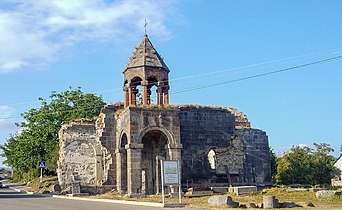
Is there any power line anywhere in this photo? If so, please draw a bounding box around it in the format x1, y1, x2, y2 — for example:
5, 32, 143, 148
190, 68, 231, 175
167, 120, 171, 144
171, 54, 342, 95
2, 48, 342, 108
0, 54, 342, 121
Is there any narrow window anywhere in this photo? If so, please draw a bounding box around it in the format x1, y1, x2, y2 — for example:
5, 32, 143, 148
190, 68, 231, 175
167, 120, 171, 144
208, 149, 216, 169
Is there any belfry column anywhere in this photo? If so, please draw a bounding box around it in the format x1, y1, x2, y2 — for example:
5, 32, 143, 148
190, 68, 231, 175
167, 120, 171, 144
128, 87, 133, 106
142, 81, 148, 105
157, 83, 163, 106
123, 87, 129, 108
131, 87, 137, 106
126, 143, 144, 196
164, 86, 169, 105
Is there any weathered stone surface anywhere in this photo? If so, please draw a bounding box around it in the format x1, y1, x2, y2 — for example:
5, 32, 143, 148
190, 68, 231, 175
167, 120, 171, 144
286, 187, 308, 192
306, 202, 315, 207
208, 195, 230, 206
239, 203, 247, 208
227, 196, 239, 208
279, 202, 301, 208
247, 203, 259, 208
309, 187, 324, 192
263, 195, 278, 208
50, 184, 61, 193
58, 119, 111, 191
229, 186, 257, 196
210, 187, 228, 193
316, 190, 336, 198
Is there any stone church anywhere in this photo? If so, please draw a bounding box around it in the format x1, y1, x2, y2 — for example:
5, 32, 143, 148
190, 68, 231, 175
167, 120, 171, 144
58, 34, 271, 196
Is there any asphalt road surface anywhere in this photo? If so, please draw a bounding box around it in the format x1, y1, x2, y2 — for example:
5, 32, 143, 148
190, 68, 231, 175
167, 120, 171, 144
0, 185, 192, 210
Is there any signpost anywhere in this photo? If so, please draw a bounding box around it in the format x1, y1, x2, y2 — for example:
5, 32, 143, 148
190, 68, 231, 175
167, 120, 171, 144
160, 160, 182, 206
38, 161, 46, 182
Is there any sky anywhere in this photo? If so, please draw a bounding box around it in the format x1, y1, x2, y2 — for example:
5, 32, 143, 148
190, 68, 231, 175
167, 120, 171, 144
1, 0, 342, 167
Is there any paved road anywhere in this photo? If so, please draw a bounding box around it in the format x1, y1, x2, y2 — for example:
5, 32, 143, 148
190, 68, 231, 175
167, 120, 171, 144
0, 184, 192, 210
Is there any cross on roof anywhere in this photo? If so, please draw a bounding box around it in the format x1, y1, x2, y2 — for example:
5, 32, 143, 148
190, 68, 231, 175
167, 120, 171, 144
144, 19, 148, 35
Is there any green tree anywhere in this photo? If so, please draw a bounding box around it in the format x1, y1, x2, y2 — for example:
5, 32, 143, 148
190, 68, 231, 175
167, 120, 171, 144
311, 143, 336, 185
269, 148, 278, 181
275, 145, 313, 185
275, 143, 337, 186
0, 87, 105, 181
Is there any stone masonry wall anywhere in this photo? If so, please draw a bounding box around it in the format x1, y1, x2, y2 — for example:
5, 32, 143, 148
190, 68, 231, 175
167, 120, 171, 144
179, 107, 236, 184
96, 103, 123, 186
58, 120, 103, 189
237, 128, 271, 184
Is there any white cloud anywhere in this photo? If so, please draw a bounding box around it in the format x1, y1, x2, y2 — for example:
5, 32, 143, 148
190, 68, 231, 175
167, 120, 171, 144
298, 144, 308, 148
0, 0, 178, 73
0, 106, 18, 131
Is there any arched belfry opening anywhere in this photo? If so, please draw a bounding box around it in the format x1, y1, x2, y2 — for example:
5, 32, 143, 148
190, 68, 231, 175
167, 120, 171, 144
123, 34, 170, 107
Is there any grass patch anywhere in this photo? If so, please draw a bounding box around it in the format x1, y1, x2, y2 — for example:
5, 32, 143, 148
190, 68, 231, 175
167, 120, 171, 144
92, 188, 342, 209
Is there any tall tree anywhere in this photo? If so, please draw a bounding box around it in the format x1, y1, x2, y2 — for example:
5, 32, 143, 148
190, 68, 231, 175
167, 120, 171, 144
275, 143, 336, 185
311, 143, 336, 185
269, 148, 278, 181
275, 146, 313, 185
0, 87, 105, 181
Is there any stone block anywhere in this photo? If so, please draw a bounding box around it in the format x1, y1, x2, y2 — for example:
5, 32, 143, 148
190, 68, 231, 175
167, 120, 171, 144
316, 190, 336, 199
210, 187, 228, 193
71, 182, 81, 195
208, 195, 231, 206
229, 186, 257, 196
263, 195, 278, 208
247, 203, 259, 208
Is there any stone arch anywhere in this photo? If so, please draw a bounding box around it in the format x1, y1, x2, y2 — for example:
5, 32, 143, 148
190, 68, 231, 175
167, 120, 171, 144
117, 129, 129, 149
138, 126, 176, 146
138, 126, 180, 195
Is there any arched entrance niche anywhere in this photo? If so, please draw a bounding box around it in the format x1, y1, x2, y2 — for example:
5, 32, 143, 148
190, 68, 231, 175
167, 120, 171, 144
116, 133, 128, 194
141, 130, 169, 195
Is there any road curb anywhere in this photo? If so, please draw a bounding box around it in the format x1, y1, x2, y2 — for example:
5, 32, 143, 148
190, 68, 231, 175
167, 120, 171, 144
7, 184, 181, 208
52, 195, 164, 207
9, 187, 26, 193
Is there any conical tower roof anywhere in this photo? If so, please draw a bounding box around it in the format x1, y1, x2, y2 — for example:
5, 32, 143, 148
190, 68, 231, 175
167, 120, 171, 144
123, 34, 169, 72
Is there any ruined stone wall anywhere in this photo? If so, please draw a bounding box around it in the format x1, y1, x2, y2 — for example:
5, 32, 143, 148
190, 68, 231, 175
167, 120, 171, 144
58, 120, 103, 189
96, 104, 123, 186
237, 128, 271, 184
179, 107, 236, 184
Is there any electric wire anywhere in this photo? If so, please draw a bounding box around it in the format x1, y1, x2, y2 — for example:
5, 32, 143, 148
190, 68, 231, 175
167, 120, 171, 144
2, 48, 342, 108
1, 53, 342, 121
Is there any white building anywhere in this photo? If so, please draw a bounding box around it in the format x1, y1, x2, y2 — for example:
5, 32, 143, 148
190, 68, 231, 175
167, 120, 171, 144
332, 155, 342, 186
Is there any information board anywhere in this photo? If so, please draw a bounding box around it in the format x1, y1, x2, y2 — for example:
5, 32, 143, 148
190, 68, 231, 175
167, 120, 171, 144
162, 160, 180, 186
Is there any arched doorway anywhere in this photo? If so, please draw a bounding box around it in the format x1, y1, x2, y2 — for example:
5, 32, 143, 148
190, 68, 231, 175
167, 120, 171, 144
141, 130, 168, 194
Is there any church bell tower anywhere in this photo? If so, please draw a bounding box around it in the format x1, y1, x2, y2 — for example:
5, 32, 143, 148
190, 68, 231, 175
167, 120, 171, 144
123, 34, 170, 108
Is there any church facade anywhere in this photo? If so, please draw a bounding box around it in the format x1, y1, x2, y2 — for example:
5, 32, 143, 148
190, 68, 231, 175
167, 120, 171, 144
58, 35, 271, 196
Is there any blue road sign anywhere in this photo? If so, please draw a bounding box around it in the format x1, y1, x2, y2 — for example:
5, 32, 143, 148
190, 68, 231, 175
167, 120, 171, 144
38, 161, 46, 169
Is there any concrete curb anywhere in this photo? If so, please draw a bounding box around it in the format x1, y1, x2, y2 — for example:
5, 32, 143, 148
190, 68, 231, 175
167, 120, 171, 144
9, 187, 26, 193
8, 186, 52, 197
8, 184, 182, 208
52, 195, 164, 207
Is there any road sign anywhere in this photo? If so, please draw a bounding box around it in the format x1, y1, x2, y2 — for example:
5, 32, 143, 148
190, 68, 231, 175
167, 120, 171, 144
38, 161, 46, 169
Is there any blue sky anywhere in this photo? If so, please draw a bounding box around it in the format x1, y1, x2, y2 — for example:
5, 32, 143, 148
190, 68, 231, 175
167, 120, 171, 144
1, 0, 342, 166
